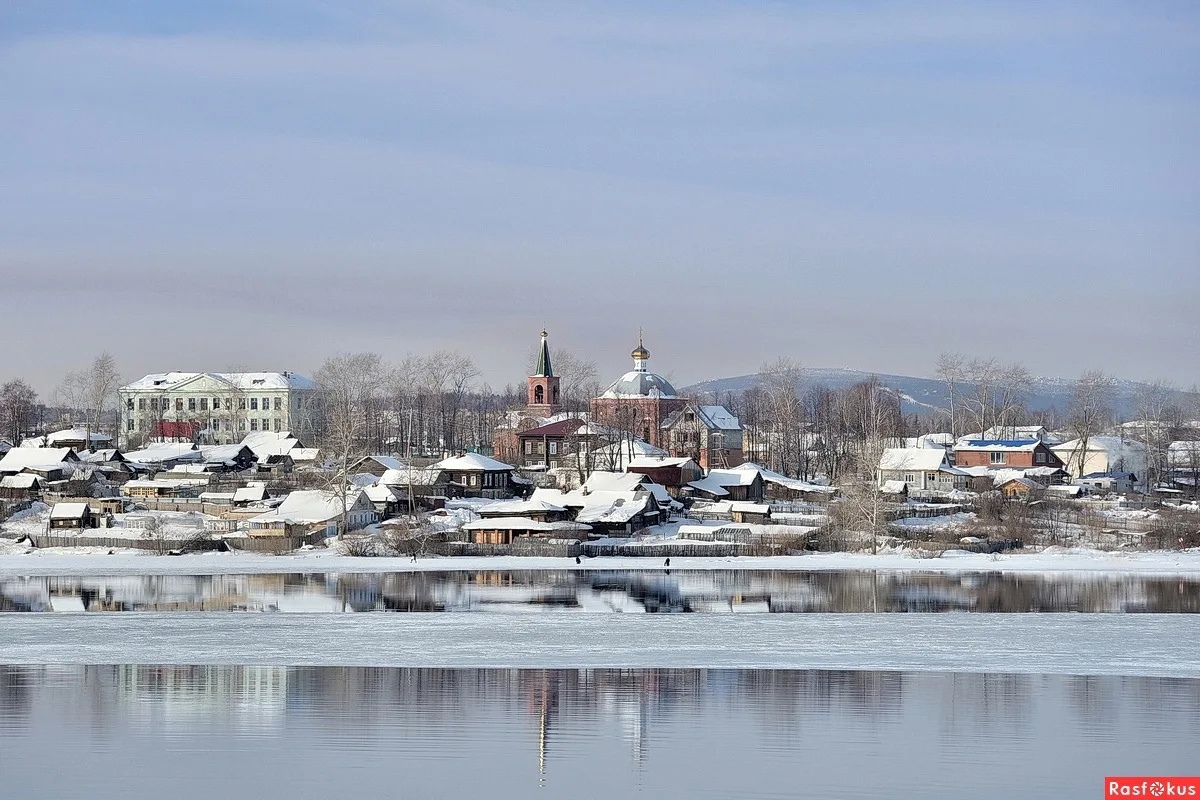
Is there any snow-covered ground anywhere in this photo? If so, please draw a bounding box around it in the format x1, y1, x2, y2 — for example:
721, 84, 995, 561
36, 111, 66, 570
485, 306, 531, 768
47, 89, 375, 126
1, 612, 1195, 677
0, 546, 1199, 577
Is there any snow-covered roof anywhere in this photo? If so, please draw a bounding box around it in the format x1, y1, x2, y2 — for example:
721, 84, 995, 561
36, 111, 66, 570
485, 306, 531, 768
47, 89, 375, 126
0, 447, 78, 473
125, 478, 195, 489
955, 439, 1042, 452
600, 370, 678, 399
997, 476, 1040, 490
626, 456, 696, 470
729, 462, 837, 494
730, 502, 770, 514
362, 483, 402, 502
20, 429, 112, 448
123, 443, 203, 465
240, 431, 303, 459
574, 493, 652, 524
477, 498, 566, 516
251, 489, 367, 524
234, 486, 269, 503
434, 453, 515, 472
50, 502, 91, 519
583, 471, 652, 493
1052, 436, 1148, 454
379, 466, 443, 487
123, 371, 316, 391
353, 455, 406, 472
0, 474, 42, 489
462, 517, 591, 532
879, 448, 953, 472
662, 404, 741, 431
198, 444, 253, 464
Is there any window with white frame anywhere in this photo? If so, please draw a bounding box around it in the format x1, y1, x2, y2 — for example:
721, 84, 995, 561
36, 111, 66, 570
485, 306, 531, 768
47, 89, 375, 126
990, 452, 1005, 464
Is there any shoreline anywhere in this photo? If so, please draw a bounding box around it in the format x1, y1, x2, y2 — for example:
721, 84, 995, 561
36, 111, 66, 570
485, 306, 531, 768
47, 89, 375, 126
1, 546, 1199, 577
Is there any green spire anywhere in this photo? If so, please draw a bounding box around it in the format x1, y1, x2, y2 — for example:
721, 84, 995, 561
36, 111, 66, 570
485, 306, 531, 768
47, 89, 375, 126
534, 330, 554, 377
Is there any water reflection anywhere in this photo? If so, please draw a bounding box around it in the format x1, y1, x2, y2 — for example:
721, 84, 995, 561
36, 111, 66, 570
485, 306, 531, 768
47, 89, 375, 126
1, 665, 1196, 799
2, 569, 1198, 613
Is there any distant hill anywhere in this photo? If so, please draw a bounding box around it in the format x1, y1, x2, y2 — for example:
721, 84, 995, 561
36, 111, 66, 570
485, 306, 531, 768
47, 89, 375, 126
683, 367, 1197, 419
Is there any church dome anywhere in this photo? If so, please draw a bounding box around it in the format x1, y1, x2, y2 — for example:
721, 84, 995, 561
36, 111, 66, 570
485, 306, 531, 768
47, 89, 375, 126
631, 343, 650, 360
601, 370, 678, 399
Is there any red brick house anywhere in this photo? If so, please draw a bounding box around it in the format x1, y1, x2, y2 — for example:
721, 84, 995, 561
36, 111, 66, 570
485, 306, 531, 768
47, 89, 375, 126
953, 440, 1064, 470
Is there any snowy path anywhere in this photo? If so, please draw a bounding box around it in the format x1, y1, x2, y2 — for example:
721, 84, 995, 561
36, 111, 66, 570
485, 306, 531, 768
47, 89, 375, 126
2, 548, 1200, 577
1, 613, 1196, 677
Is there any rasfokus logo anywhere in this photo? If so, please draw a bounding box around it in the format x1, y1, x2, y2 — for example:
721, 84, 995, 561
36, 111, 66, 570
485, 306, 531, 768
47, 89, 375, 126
1106, 777, 1200, 798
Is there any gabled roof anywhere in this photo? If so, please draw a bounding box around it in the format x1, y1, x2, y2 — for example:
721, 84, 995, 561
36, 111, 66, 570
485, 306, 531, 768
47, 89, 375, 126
434, 453, 515, 472
729, 462, 836, 494
123, 371, 316, 392
21, 429, 113, 448
123, 443, 203, 465
477, 498, 567, 516
352, 455, 406, 472
380, 466, 444, 487
0, 447, 79, 473
517, 418, 585, 438
954, 439, 1043, 452
251, 489, 370, 524
879, 448, 953, 472
50, 502, 91, 519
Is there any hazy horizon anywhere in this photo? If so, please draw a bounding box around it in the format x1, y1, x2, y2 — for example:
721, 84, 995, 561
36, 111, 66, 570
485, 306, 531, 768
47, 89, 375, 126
3, 1, 1197, 397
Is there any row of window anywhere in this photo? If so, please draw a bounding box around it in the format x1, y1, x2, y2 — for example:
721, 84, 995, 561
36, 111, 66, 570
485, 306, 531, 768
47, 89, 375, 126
988, 451, 1048, 465
126, 395, 293, 412
126, 417, 285, 433
523, 440, 560, 456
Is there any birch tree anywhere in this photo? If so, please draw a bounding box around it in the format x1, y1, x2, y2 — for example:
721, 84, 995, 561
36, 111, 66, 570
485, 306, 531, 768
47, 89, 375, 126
1065, 370, 1116, 478
315, 352, 383, 538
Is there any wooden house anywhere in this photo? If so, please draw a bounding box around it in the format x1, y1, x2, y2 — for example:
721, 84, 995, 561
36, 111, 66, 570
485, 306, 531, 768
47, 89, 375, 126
48, 502, 98, 530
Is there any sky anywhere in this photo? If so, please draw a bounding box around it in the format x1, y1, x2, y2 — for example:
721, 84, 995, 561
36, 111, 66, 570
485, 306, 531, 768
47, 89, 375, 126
1, 1, 1197, 397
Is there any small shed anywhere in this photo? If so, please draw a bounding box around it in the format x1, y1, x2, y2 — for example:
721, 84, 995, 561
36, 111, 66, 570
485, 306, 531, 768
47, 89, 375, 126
49, 502, 97, 530
730, 502, 771, 524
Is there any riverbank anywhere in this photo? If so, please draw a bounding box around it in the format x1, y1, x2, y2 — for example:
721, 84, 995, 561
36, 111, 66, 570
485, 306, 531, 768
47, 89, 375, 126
1, 543, 1198, 576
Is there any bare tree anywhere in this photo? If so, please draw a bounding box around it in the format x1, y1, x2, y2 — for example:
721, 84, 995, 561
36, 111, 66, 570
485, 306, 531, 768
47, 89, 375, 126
56, 353, 122, 438
1064, 370, 1117, 479
757, 358, 808, 478
0, 379, 39, 444
315, 352, 383, 538
1131, 380, 1178, 491
935, 352, 966, 437
957, 357, 1032, 438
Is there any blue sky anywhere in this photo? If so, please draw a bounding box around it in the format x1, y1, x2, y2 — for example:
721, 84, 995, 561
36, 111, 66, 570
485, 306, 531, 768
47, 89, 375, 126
1, 1, 1197, 394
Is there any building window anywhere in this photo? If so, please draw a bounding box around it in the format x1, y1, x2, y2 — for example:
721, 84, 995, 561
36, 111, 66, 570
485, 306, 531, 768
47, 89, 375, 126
904, 473, 916, 484
176, 398, 184, 411
239, 398, 247, 410
250, 419, 259, 431
137, 398, 145, 411
212, 419, 220, 431
127, 419, 135, 431
524, 440, 533, 455
125, 398, 134, 411
261, 418, 270, 431
549, 441, 558, 455
1035, 451, 1046, 464
990, 452, 1005, 464
224, 398, 232, 410
250, 398, 258, 411
274, 418, 281, 431
188, 398, 196, 411
199, 398, 208, 411
239, 420, 247, 431
261, 397, 269, 409
151, 397, 159, 411
274, 397, 282, 410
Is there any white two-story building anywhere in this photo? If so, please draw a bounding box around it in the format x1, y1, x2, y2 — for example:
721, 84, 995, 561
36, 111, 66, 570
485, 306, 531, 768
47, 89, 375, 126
118, 372, 317, 448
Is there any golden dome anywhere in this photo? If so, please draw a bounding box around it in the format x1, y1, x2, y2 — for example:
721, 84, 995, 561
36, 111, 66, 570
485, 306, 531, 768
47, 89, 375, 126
631, 343, 650, 360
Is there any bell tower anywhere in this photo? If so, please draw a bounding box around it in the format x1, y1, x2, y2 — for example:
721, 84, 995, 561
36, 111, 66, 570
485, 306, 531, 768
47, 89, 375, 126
527, 330, 561, 417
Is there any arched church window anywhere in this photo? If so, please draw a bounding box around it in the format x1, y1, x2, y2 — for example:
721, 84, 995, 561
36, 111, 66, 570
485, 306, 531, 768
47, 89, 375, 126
534, 385, 544, 404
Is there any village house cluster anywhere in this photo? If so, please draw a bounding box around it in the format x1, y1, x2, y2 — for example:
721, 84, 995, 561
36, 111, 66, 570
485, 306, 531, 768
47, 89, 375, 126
1, 331, 1198, 555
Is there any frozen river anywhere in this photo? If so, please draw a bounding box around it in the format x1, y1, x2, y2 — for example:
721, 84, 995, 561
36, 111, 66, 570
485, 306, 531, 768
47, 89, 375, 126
1, 665, 1196, 800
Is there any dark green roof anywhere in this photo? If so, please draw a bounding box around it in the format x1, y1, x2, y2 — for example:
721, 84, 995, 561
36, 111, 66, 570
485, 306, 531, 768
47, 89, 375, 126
533, 331, 553, 377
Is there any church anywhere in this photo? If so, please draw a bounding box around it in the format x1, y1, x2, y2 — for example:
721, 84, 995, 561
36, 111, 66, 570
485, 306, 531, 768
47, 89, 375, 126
492, 330, 743, 473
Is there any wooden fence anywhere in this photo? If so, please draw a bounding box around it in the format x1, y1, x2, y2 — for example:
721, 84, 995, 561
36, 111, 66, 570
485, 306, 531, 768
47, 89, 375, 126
30, 532, 225, 552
